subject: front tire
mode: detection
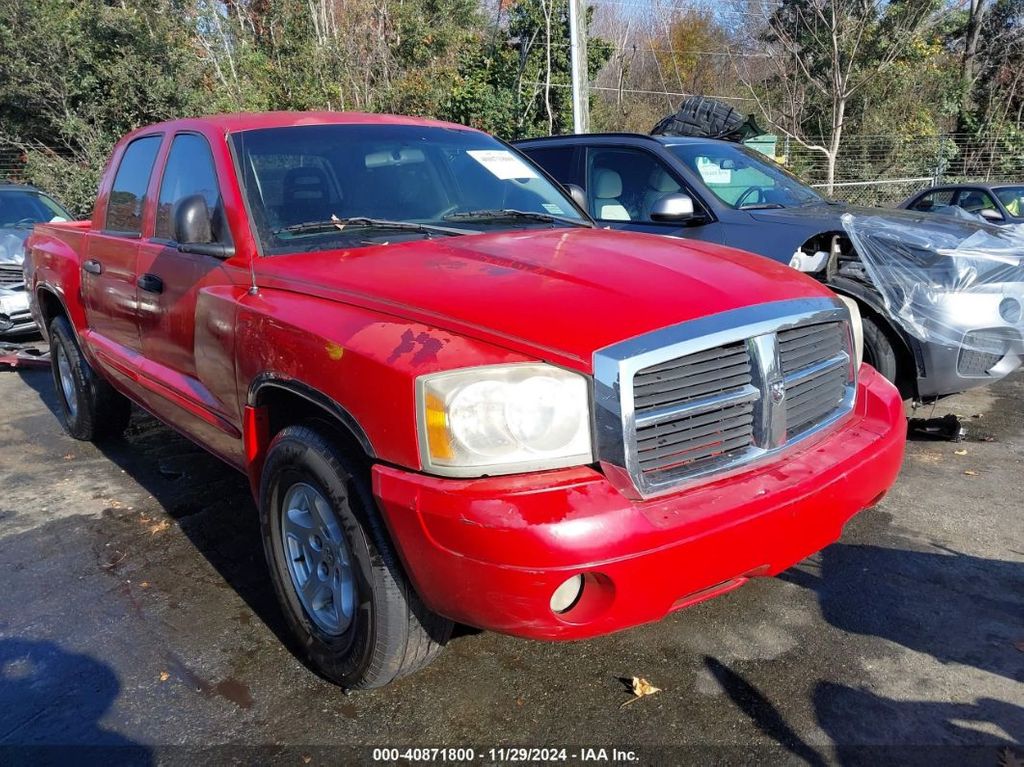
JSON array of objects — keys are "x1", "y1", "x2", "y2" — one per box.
[
  {"x1": 259, "y1": 424, "x2": 452, "y2": 689},
  {"x1": 862, "y1": 315, "x2": 899, "y2": 384},
  {"x1": 48, "y1": 316, "x2": 131, "y2": 441}
]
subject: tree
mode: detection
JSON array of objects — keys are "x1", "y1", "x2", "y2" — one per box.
[
  {"x1": 444, "y1": 0, "x2": 612, "y2": 138},
  {"x1": 736, "y1": 0, "x2": 940, "y2": 193},
  {"x1": 0, "y1": 0, "x2": 206, "y2": 213}
]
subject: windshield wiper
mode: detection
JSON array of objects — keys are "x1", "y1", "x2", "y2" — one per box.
[
  {"x1": 274, "y1": 217, "x2": 470, "y2": 237},
  {"x1": 443, "y1": 209, "x2": 593, "y2": 228},
  {"x1": 738, "y1": 203, "x2": 786, "y2": 210}
]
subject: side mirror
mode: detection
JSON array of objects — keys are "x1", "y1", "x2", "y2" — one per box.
[
  {"x1": 980, "y1": 208, "x2": 1004, "y2": 222},
  {"x1": 566, "y1": 184, "x2": 588, "y2": 212},
  {"x1": 650, "y1": 193, "x2": 696, "y2": 223},
  {"x1": 173, "y1": 195, "x2": 234, "y2": 258}
]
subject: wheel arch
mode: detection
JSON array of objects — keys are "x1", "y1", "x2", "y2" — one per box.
[
  {"x1": 828, "y1": 276, "x2": 921, "y2": 399},
  {"x1": 245, "y1": 376, "x2": 377, "y2": 491},
  {"x1": 34, "y1": 284, "x2": 71, "y2": 341}
]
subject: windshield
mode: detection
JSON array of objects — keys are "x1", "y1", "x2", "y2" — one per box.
[
  {"x1": 994, "y1": 186, "x2": 1024, "y2": 218},
  {"x1": 0, "y1": 189, "x2": 71, "y2": 228},
  {"x1": 231, "y1": 124, "x2": 587, "y2": 255},
  {"x1": 667, "y1": 143, "x2": 824, "y2": 209}
]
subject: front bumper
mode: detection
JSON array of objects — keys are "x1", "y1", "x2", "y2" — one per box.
[
  {"x1": 373, "y1": 365, "x2": 906, "y2": 640},
  {"x1": 912, "y1": 290, "x2": 1023, "y2": 398},
  {"x1": 0, "y1": 287, "x2": 36, "y2": 336}
]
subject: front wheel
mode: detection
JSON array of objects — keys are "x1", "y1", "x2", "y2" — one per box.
[
  {"x1": 259, "y1": 424, "x2": 452, "y2": 689},
  {"x1": 862, "y1": 314, "x2": 899, "y2": 384}
]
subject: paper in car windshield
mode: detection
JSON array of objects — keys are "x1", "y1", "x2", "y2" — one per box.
[
  {"x1": 467, "y1": 150, "x2": 539, "y2": 180},
  {"x1": 696, "y1": 157, "x2": 731, "y2": 185}
]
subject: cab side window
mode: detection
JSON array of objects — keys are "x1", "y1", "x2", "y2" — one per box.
[
  {"x1": 105, "y1": 135, "x2": 162, "y2": 235},
  {"x1": 155, "y1": 133, "x2": 228, "y2": 242},
  {"x1": 586, "y1": 148, "x2": 683, "y2": 223}
]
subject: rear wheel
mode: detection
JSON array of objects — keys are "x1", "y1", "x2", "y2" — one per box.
[
  {"x1": 259, "y1": 424, "x2": 452, "y2": 689},
  {"x1": 48, "y1": 316, "x2": 131, "y2": 441}
]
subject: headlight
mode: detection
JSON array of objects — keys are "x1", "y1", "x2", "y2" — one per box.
[
  {"x1": 836, "y1": 295, "x2": 863, "y2": 370},
  {"x1": 417, "y1": 363, "x2": 593, "y2": 476}
]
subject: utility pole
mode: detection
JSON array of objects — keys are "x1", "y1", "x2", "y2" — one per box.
[{"x1": 568, "y1": 0, "x2": 589, "y2": 134}]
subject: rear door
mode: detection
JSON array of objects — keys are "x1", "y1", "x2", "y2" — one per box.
[
  {"x1": 581, "y1": 146, "x2": 725, "y2": 243},
  {"x1": 82, "y1": 134, "x2": 162, "y2": 354},
  {"x1": 134, "y1": 131, "x2": 241, "y2": 458}
]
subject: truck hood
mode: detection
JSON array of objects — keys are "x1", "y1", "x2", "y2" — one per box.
[{"x1": 256, "y1": 228, "x2": 833, "y2": 370}]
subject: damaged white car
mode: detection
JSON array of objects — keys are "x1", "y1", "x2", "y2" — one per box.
[{"x1": 0, "y1": 184, "x2": 72, "y2": 336}]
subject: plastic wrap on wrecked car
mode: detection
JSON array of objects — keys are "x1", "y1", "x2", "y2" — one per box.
[{"x1": 841, "y1": 213, "x2": 1024, "y2": 357}]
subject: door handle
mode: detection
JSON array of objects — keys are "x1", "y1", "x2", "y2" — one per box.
[
  {"x1": 83, "y1": 259, "x2": 102, "y2": 275},
  {"x1": 137, "y1": 273, "x2": 164, "y2": 294}
]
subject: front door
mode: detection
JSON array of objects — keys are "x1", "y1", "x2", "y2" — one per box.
[
  {"x1": 583, "y1": 146, "x2": 725, "y2": 244},
  {"x1": 135, "y1": 131, "x2": 241, "y2": 458}
]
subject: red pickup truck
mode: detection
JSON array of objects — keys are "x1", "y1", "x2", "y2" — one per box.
[{"x1": 25, "y1": 112, "x2": 905, "y2": 689}]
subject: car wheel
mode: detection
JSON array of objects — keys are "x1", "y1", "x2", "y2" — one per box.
[
  {"x1": 259, "y1": 424, "x2": 452, "y2": 690},
  {"x1": 862, "y1": 315, "x2": 899, "y2": 383},
  {"x1": 48, "y1": 315, "x2": 131, "y2": 441}
]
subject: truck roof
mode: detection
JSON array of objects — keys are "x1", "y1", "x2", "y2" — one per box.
[{"x1": 126, "y1": 111, "x2": 482, "y2": 138}]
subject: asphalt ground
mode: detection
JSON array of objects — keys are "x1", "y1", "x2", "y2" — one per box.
[{"x1": 0, "y1": 360, "x2": 1021, "y2": 766}]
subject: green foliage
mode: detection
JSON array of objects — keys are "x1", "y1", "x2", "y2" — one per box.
[{"x1": 0, "y1": 0, "x2": 206, "y2": 213}]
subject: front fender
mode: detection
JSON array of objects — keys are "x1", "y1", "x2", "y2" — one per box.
[{"x1": 233, "y1": 289, "x2": 535, "y2": 470}]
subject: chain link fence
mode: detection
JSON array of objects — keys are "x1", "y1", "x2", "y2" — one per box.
[
  {"x1": 0, "y1": 148, "x2": 27, "y2": 182},
  {"x1": 780, "y1": 132, "x2": 1024, "y2": 206}
]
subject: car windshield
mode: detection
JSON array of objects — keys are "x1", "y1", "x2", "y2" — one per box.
[
  {"x1": 231, "y1": 124, "x2": 588, "y2": 255},
  {"x1": 994, "y1": 186, "x2": 1024, "y2": 218},
  {"x1": 667, "y1": 143, "x2": 824, "y2": 209},
  {"x1": 0, "y1": 189, "x2": 71, "y2": 228}
]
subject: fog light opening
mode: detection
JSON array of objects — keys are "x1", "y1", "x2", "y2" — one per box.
[
  {"x1": 550, "y1": 574, "x2": 584, "y2": 614},
  {"x1": 999, "y1": 297, "x2": 1022, "y2": 325}
]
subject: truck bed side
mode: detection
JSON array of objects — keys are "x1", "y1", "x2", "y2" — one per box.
[{"x1": 27, "y1": 220, "x2": 92, "y2": 339}]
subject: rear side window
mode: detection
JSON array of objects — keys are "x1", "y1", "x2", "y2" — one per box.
[
  {"x1": 524, "y1": 147, "x2": 576, "y2": 185},
  {"x1": 909, "y1": 189, "x2": 954, "y2": 211},
  {"x1": 105, "y1": 135, "x2": 162, "y2": 235},
  {"x1": 155, "y1": 133, "x2": 226, "y2": 241}
]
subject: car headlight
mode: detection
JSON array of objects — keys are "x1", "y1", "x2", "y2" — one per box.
[
  {"x1": 836, "y1": 295, "x2": 863, "y2": 370},
  {"x1": 417, "y1": 363, "x2": 593, "y2": 476}
]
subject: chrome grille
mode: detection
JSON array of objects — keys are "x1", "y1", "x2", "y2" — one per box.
[
  {"x1": 593, "y1": 298, "x2": 857, "y2": 499},
  {"x1": 0, "y1": 265, "x2": 23, "y2": 288},
  {"x1": 778, "y1": 322, "x2": 849, "y2": 437},
  {"x1": 634, "y1": 341, "x2": 756, "y2": 476}
]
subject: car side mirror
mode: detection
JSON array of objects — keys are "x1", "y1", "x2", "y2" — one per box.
[
  {"x1": 566, "y1": 184, "x2": 588, "y2": 212},
  {"x1": 980, "y1": 208, "x2": 1004, "y2": 222},
  {"x1": 173, "y1": 194, "x2": 234, "y2": 258},
  {"x1": 650, "y1": 193, "x2": 696, "y2": 223}
]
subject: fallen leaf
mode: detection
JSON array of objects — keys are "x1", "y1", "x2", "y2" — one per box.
[
  {"x1": 302, "y1": 756, "x2": 312, "y2": 765},
  {"x1": 159, "y1": 671, "x2": 170, "y2": 682},
  {"x1": 954, "y1": 449, "x2": 967, "y2": 456},
  {"x1": 149, "y1": 520, "x2": 170, "y2": 535},
  {"x1": 964, "y1": 470, "x2": 979, "y2": 476},
  {"x1": 102, "y1": 551, "x2": 127, "y2": 569},
  {"x1": 621, "y1": 676, "x2": 661, "y2": 708},
  {"x1": 140, "y1": 581, "x2": 150, "y2": 589}
]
